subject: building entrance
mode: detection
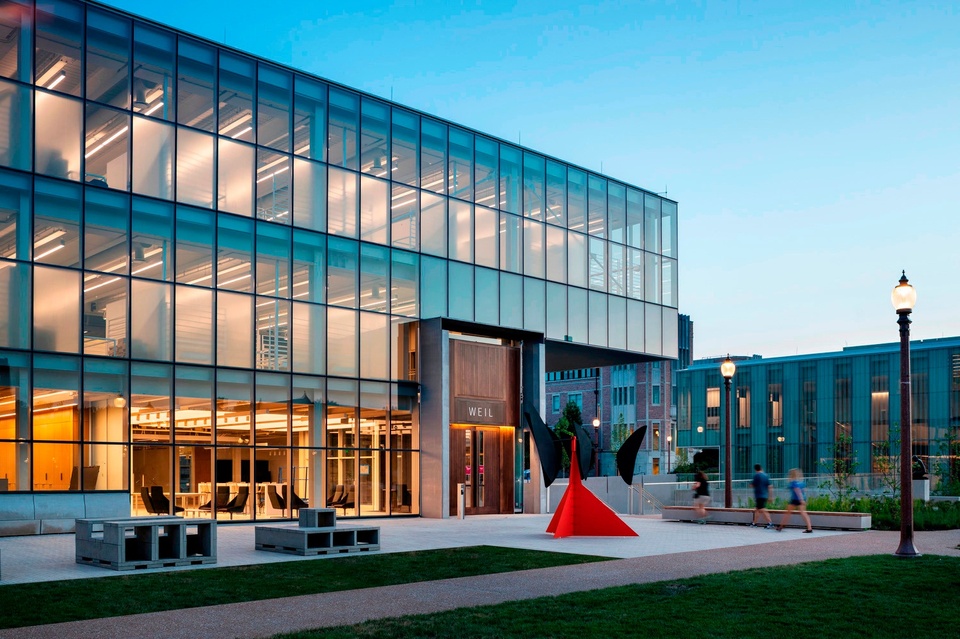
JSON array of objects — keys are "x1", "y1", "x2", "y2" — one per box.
[{"x1": 451, "y1": 426, "x2": 504, "y2": 515}]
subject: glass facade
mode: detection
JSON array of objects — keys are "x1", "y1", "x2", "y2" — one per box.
[{"x1": 0, "y1": 0, "x2": 679, "y2": 521}]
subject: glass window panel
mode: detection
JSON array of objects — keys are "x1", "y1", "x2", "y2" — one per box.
[
  {"x1": 257, "y1": 64, "x2": 291, "y2": 152},
  {"x1": 644, "y1": 193, "x2": 662, "y2": 254},
  {"x1": 522, "y1": 218, "x2": 544, "y2": 279},
  {"x1": 390, "y1": 318, "x2": 417, "y2": 382},
  {"x1": 256, "y1": 149, "x2": 290, "y2": 223},
  {"x1": 218, "y1": 52, "x2": 254, "y2": 143},
  {"x1": 360, "y1": 97, "x2": 389, "y2": 177},
  {"x1": 327, "y1": 166, "x2": 358, "y2": 237},
  {"x1": 327, "y1": 307, "x2": 357, "y2": 377},
  {"x1": 215, "y1": 369, "x2": 252, "y2": 445},
  {"x1": 34, "y1": 264, "x2": 79, "y2": 352},
  {"x1": 627, "y1": 300, "x2": 643, "y2": 351},
  {"x1": 474, "y1": 205, "x2": 497, "y2": 269},
  {"x1": 499, "y1": 145, "x2": 520, "y2": 214},
  {"x1": 567, "y1": 168, "x2": 586, "y2": 232},
  {"x1": 419, "y1": 191, "x2": 445, "y2": 257},
  {"x1": 420, "y1": 118, "x2": 446, "y2": 194},
  {"x1": 449, "y1": 127, "x2": 473, "y2": 201},
  {"x1": 474, "y1": 136, "x2": 497, "y2": 207},
  {"x1": 84, "y1": 103, "x2": 129, "y2": 190},
  {"x1": 256, "y1": 296, "x2": 290, "y2": 371},
  {"x1": 85, "y1": 8, "x2": 130, "y2": 108},
  {"x1": 645, "y1": 302, "x2": 662, "y2": 355},
  {"x1": 359, "y1": 175, "x2": 388, "y2": 245},
  {"x1": 419, "y1": 255, "x2": 445, "y2": 319},
  {"x1": 391, "y1": 108, "x2": 417, "y2": 186},
  {"x1": 84, "y1": 187, "x2": 128, "y2": 274},
  {"x1": 173, "y1": 364, "x2": 213, "y2": 447},
  {"x1": 360, "y1": 243, "x2": 389, "y2": 314},
  {"x1": 255, "y1": 372, "x2": 289, "y2": 447},
  {"x1": 475, "y1": 267, "x2": 498, "y2": 326},
  {"x1": 131, "y1": 196, "x2": 172, "y2": 281},
  {"x1": 34, "y1": 177, "x2": 80, "y2": 267},
  {"x1": 545, "y1": 224, "x2": 565, "y2": 283},
  {"x1": 567, "y1": 287, "x2": 587, "y2": 343},
  {"x1": 82, "y1": 358, "x2": 127, "y2": 446},
  {"x1": 545, "y1": 160, "x2": 566, "y2": 227},
  {"x1": 499, "y1": 212, "x2": 521, "y2": 274},
  {"x1": 589, "y1": 237, "x2": 607, "y2": 291},
  {"x1": 256, "y1": 222, "x2": 290, "y2": 298},
  {"x1": 83, "y1": 274, "x2": 127, "y2": 357},
  {"x1": 523, "y1": 277, "x2": 545, "y2": 333},
  {"x1": 292, "y1": 228, "x2": 324, "y2": 304},
  {"x1": 130, "y1": 362, "x2": 172, "y2": 443},
  {"x1": 499, "y1": 272, "x2": 522, "y2": 329},
  {"x1": 567, "y1": 231, "x2": 586, "y2": 288},
  {"x1": 662, "y1": 199, "x2": 678, "y2": 258},
  {"x1": 132, "y1": 22, "x2": 174, "y2": 121},
  {"x1": 0, "y1": 79, "x2": 31, "y2": 171},
  {"x1": 216, "y1": 214, "x2": 253, "y2": 292},
  {"x1": 327, "y1": 236, "x2": 357, "y2": 308},
  {"x1": 448, "y1": 199, "x2": 472, "y2": 263},
  {"x1": 587, "y1": 175, "x2": 607, "y2": 238},
  {"x1": 328, "y1": 87, "x2": 358, "y2": 169},
  {"x1": 0, "y1": 260, "x2": 30, "y2": 348},
  {"x1": 0, "y1": 1, "x2": 31, "y2": 82},
  {"x1": 217, "y1": 291, "x2": 252, "y2": 368},
  {"x1": 174, "y1": 284, "x2": 213, "y2": 363},
  {"x1": 0, "y1": 168, "x2": 31, "y2": 260},
  {"x1": 175, "y1": 205, "x2": 214, "y2": 286},
  {"x1": 645, "y1": 252, "x2": 661, "y2": 303},
  {"x1": 522, "y1": 152, "x2": 544, "y2": 220},
  {"x1": 130, "y1": 278, "x2": 171, "y2": 360},
  {"x1": 608, "y1": 242, "x2": 625, "y2": 296},
  {"x1": 391, "y1": 184, "x2": 417, "y2": 251},
  {"x1": 589, "y1": 291, "x2": 607, "y2": 346},
  {"x1": 662, "y1": 257, "x2": 677, "y2": 307},
  {"x1": 293, "y1": 75, "x2": 325, "y2": 160},
  {"x1": 608, "y1": 295, "x2": 626, "y2": 350},
  {"x1": 627, "y1": 247, "x2": 643, "y2": 300},
  {"x1": 359, "y1": 311, "x2": 389, "y2": 379},
  {"x1": 217, "y1": 138, "x2": 254, "y2": 216},
  {"x1": 291, "y1": 300, "x2": 324, "y2": 374},
  {"x1": 35, "y1": 0, "x2": 81, "y2": 96},
  {"x1": 447, "y1": 261, "x2": 473, "y2": 321},
  {"x1": 35, "y1": 90, "x2": 81, "y2": 180},
  {"x1": 626, "y1": 188, "x2": 643, "y2": 249},
  {"x1": 545, "y1": 282, "x2": 566, "y2": 340},
  {"x1": 293, "y1": 157, "x2": 326, "y2": 232},
  {"x1": 132, "y1": 115, "x2": 173, "y2": 199},
  {"x1": 176, "y1": 127, "x2": 214, "y2": 208},
  {"x1": 391, "y1": 249, "x2": 418, "y2": 318},
  {"x1": 608, "y1": 183, "x2": 626, "y2": 244},
  {"x1": 176, "y1": 38, "x2": 215, "y2": 132}
]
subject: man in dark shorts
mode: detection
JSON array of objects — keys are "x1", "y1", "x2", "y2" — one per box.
[{"x1": 750, "y1": 463, "x2": 774, "y2": 528}]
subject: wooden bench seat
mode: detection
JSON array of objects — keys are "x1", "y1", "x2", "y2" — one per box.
[{"x1": 661, "y1": 506, "x2": 871, "y2": 530}]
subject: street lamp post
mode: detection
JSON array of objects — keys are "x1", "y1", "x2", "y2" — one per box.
[
  {"x1": 892, "y1": 271, "x2": 920, "y2": 557},
  {"x1": 666, "y1": 433, "x2": 672, "y2": 474},
  {"x1": 592, "y1": 416, "x2": 601, "y2": 476},
  {"x1": 720, "y1": 356, "x2": 736, "y2": 509}
]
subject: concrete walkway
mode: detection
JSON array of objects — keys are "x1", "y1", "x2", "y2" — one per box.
[{"x1": 1, "y1": 515, "x2": 958, "y2": 639}]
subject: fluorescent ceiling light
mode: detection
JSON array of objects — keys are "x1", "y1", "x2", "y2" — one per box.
[
  {"x1": 131, "y1": 260, "x2": 162, "y2": 275},
  {"x1": 85, "y1": 126, "x2": 129, "y2": 159},
  {"x1": 35, "y1": 240, "x2": 65, "y2": 260},
  {"x1": 46, "y1": 72, "x2": 67, "y2": 90},
  {"x1": 143, "y1": 101, "x2": 164, "y2": 116},
  {"x1": 83, "y1": 276, "x2": 120, "y2": 293},
  {"x1": 34, "y1": 229, "x2": 66, "y2": 249},
  {"x1": 231, "y1": 126, "x2": 252, "y2": 139},
  {"x1": 37, "y1": 58, "x2": 68, "y2": 87},
  {"x1": 256, "y1": 166, "x2": 289, "y2": 184},
  {"x1": 220, "y1": 113, "x2": 252, "y2": 135}
]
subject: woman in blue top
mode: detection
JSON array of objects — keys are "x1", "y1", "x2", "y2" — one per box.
[{"x1": 776, "y1": 468, "x2": 813, "y2": 533}]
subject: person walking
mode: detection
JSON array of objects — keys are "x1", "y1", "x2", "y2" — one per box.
[
  {"x1": 777, "y1": 468, "x2": 813, "y2": 533},
  {"x1": 750, "y1": 463, "x2": 774, "y2": 529},
  {"x1": 692, "y1": 470, "x2": 711, "y2": 524}
]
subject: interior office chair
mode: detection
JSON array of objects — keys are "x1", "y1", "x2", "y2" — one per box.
[
  {"x1": 149, "y1": 485, "x2": 184, "y2": 515},
  {"x1": 219, "y1": 485, "x2": 249, "y2": 519},
  {"x1": 281, "y1": 484, "x2": 309, "y2": 512},
  {"x1": 266, "y1": 484, "x2": 286, "y2": 512},
  {"x1": 326, "y1": 484, "x2": 345, "y2": 507},
  {"x1": 199, "y1": 485, "x2": 231, "y2": 512},
  {"x1": 334, "y1": 485, "x2": 355, "y2": 513},
  {"x1": 141, "y1": 487, "x2": 160, "y2": 515}
]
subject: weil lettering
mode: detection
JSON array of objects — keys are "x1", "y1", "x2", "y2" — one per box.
[{"x1": 467, "y1": 406, "x2": 494, "y2": 418}]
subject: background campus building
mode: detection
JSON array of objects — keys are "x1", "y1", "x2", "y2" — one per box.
[
  {"x1": 676, "y1": 337, "x2": 960, "y2": 488},
  {"x1": 0, "y1": 0, "x2": 679, "y2": 534}
]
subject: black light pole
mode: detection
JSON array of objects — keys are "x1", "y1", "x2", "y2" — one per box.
[
  {"x1": 720, "y1": 356, "x2": 736, "y2": 509},
  {"x1": 892, "y1": 271, "x2": 920, "y2": 557},
  {"x1": 593, "y1": 368, "x2": 601, "y2": 476}
]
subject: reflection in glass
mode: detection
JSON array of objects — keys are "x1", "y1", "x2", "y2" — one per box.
[
  {"x1": 35, "y1": 0, "x2": 82, "y2": 97},
  {"x1": 218, "y1": 138, "x2": 254, "y2": 216},
  {"x1": 256, "y1": 149, "x2": 290, "y2": 223},
  {"x1": 257, "y1": 64, "x2": 291, "y2": 152},
  {"x1": 0, "y1": 80, "x2": 31, "y2": 171},
  {"x1": 327, "y1": 166, "x2": 358, "y2": 237},
  {"x1": 449, "y1": 128, "x2": 473, "y2": 201},
  {"x1": 0, "y1": 260, "x2": 30, "y2": 349},
  {"x1": 391, "y1": 250, "x2": 418, "y2": 318},
  {"x1": 328, "y1": 87, "x2": 358, "y2": 169},
  {"x1": 217, "y1": 214, "x2": 253, "y2": 292},
  {"x1": 256, "y1": 296, "x2": 291, "y2": 371},
  {"x1": 217, "y1": 291, "x2": 253, "y2": 368},
  {"x1": 35, "y1": 90, "x2": 81, "y2": 180},
  {"x1": 218, "y1": 52, "x2": 254, "y2": 143},
  {"x1": 391, "y1": 185, "x2": 417, "y2": 250},
  {"x1": 84, "y1": 103, "x2": 129, "y2": 190},
  {"x1": 83, "y1": 275, "x2": 127, "y2": 357},
  {"x1": 292, "y1": 228, "x2": 324, "y2": 304},
  {"x1": 176, "y1": 128, "x2": 214, "y2": 208},
  {"x1": 291, "y1": 301, "x2": 323, "y2": 374},
  {"x1": 86, "y1": 8, "x2": 131, "y2": 108},
  {"x1": 293, "y1": 158, "x2": 326, "y2": 232},
  {"x1": 421, "y1": 119, "x2": 446, "y2": 194},
  {"x1": 132, "y1": 115, "x2": 173, "y2": 199},
  {"x1": 447, "y1": 262, "x2": 473, "y2": 321},
  {"x1": 448, "y1": 200, "x2": 473, "y2": 263},
  {"x1": 34, "y1": 265, "x2": 80, "y2": 353},
  {"x1": 131, "y1": 197, "x2": 172, "y2": 281},
  {"x1": 360, "y1": 98, "x2": 389, "y2": 177},
  {"x1": 391, "y1": 108, "x2": 418, "y2": 186},
  {"x1": 293, "y1": 75, "x2": 325, "y2": 160},
  {"x1": 133, "y1": 22, "x2": 175, "y2": 121},
  {"x1": 130, "y1": 279, "x2": 171, "y2": 360},
  {"x1": 34, "y1": 177, "x2": 80, "y2": 267},
  {"x1": 174, "y1": 284, "x2": 213, "y2": 364},
  {"x1": 176, "y1": 38, "x2": 215, "y2": 131},
  {"x1": 522, "y1": 152, "x2": 544, "y2": 220},
  {"x1": 360, "y1": 243, "x2": 388, "y2": 314},
  {"x1": 327, "y1": 307, "x2": 358, "y2": 377},
  {"x1": 359, "y1": 175, "x2": 388, "y2": 245},
  {"x1": 499, "y1": 145, "x2": 520, "y2": 214}
]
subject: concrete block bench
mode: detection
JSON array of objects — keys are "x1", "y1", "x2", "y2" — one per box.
[
  {"x1": 76, "y1": 516, "x2": 217, "y2": 570},
  {"x1": 255, "y1": 507, "x2": 380, "y2": 556},
  {"x1": 661, "y1": 506, "x2": 871, "y2": 530}
]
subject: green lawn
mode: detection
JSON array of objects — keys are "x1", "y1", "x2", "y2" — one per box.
[
  {"x1": 0, "y1": 546, "x2": 607, "y2": 629},
  {"x1": 280, "y1": 555, "x2": 960, "y2": 639}
]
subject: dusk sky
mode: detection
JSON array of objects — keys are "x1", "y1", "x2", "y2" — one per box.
[{"x1": 107, "y1": 0, "x2": 960, "y2": 360}]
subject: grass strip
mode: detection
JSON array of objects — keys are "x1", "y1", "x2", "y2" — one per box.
[
  {"x1": 281, "y1": 554, "x2": 960, "y2": 639},
  {"x1": 1, "y1": 546, "x2": 607, "y2": 629}
]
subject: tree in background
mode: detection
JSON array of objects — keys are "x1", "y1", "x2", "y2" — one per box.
[{"x1": 552, "y1": 400, "x2": 583, "y2": 474}]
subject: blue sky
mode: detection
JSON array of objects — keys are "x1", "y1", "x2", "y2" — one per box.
[{"x1": 106, "y1": 0, "x2": 960, "y2": 359}]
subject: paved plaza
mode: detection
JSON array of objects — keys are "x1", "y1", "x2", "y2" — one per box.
[{"x1": 1, "y1": 515, "x2": 958, "y2": 638}]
